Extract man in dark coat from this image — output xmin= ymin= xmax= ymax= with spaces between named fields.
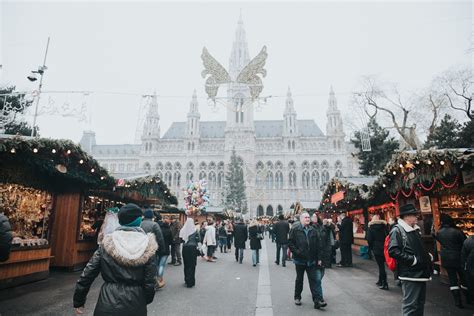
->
xmin=169 ymin=216 xmax=182 ymax=265
xmin=367 ymin=215 xmax=388 ymax=289
xmin=289 ymin=212 xmax=324 ymax=309
xmin=233 ymin=217 xmax=248 ymax=264
xmin=274 ymin=214 xmax=290 ymax=267
xmin=389 ymin=204 xmax=432 ymax=316
xmin=433 ymin=213 xmax=468 ymax=307
xmin=156 ymin=214 xmax=172 ymax=288
xmin=337 ymin=213 xmax=354 ymax=267
xmin=0 ymin=213 xmax=13 ymax=262
xmin=73 ymin=203 xmax=157 ymax=315
xmin=462 ymin=235 xmax=474 ymax=304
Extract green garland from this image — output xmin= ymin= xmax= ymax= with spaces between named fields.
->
xmin=0 ymin=136 xmax=114 ymax=191
xmin=115 ymin=174 xmax=178 ymax=206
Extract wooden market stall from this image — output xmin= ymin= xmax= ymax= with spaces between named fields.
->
xmin=369 ymin=149 xmax=474 ymax=277
xmin=0 ymin=136 xmax=113 ymax=288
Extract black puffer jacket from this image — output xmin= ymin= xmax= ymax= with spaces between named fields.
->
xmin=0 ymin=213 xmax=13 ymax=262
xmin=158 ymin=221 xmax=172 ymax=256
xmin=433 ymin=225 xmax=466 ymax=268
xmin=233 ymin=223 xmax=248 ymax=249
xmin=73 ymin=227 xmax=157 ymax=315
xmin=141 ymin=218 xmax=164 ymax=255
xmin=388 ymin=221 xmax=432 ymax=281
xmin=367 ymin=219 xmax=388 ymax=257
xmin=462 ymin=236 xmax=474 ymax=277
xmin=339 ymin=216 xmax=354 ymax=245
xmin=288 ymin=223 xmax=322 ymax=265
xmin=274 ymin=220 xmax=290 ymax=244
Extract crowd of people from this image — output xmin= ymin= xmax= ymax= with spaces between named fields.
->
xmin=0 ymin=200 xmax=468 ymax=315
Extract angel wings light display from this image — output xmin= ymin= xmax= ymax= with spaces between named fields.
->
xmin=201 ymin=46 xmax=268 ymax=110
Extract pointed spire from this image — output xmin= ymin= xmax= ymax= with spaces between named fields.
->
xmin=189 ymin=89 xmax=199 ymax=114
xmin=229 ymin=12 xmax=250 ymax=75
xmin=285 ymin=86 xmax=295 ymax=115
xmin=328 ymin=85 xmax=338 ymax=111
xmin=147 ymin=91 xmax=159 ymax=116
xmin=287 ymin=86 xmax=292 ymax=98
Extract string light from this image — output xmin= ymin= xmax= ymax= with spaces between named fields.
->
xmin=10 ymin=148 xmax=15 ymax=154
xmin=100 ymin=176 xmax=105 ymax=180
xmin=416 ymin=160 xmax=420 ymax=165
xmin=51 ymin=149 xmax=56 ymax=154
xmin=392 ymin=171 xmax=397 ymax=175
xmin=91 ymin=168 xmax=95 ymax=173
xmin=440 ymin=161 xmax=445 ymax=165
xmin=79 ymin=159 xmax=84 ymax=164
xmin=66 ymin=150 xmax=71 ymax=155
xmin=399 ymin=164 xmax=403 ymax=168
xmin=382 ymin=184 xmax=386 ymax=188
xmin=427 ymin=160 xmax=432 ymax=165
xmin=33 ymin=148 xmax=38 ymax=153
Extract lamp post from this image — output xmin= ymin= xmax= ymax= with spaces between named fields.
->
xmin=29 ymin=37 xmax=50 ymax=137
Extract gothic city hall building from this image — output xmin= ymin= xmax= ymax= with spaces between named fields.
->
xmin=79 ymin=16 xmax=359 ymax=217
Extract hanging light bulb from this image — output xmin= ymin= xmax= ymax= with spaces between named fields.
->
xmin=399 ymin=164 xmax=404 ymax=168
xmin=415 ymin=160 xmax=420 ymax=165
xmin=67 ymin=150 xmax=71 ymax=155
xmin=91 ymin=168 xmax=95 ymax=173
xmin=392 ymin=171 xmax=397 ymax=175
xmin=427 ymin=160 xmax=432 ymax=165
xmin=79 ymin=159 xmax=84 ymax=164
xmin=51 ymin=149 xmax=56 ymax=154
xmin=100 ymin=176 xmax=105 ymax=180
xmin=33 ymin=148 xmax=38 ymax=153
xmin=382 ymin=183 xmax=386 ymax=188
xmin=10 ymin=148 xmax=16 ymax=154
xmin=440 ymin=161 xmax=445 ymax=165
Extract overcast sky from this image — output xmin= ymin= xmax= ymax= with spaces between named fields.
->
xmin=1 ymin=1 xmax=471 ymax=144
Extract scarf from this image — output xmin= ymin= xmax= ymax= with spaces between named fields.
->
xmin=179 ymin=217 xmax=196 ymax=243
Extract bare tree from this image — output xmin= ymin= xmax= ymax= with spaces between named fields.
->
xmin=354 ymin=76 xmax=420 ymax=149
xmin=437 ymin=66 xmax=473 ymax=120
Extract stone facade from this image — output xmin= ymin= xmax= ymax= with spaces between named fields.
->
xmin=79 ymin=16 xmax=359 ymax=217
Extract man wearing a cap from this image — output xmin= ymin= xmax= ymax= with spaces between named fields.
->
xmin=389 ymin=203 xmax=432 ymax=316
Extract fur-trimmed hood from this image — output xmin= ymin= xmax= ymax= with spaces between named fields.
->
xmin=368 ymin=219 xmax=387 ymax=227
xmin=102 ymin=227 xmax=157 ymax=267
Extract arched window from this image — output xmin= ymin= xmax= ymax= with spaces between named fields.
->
xmin=186 ymin=171 xmax=193 ymax=182
xmin=266 ymin=205 xmax=274 ymax=216
xmin=302 ymin=161 xmax=309 ymax=170
xmin=257 ymin=205 xmax=264 ymax=217
xmin=289 ymin=171 xmax=297 ymax=187
xmin=199 ymin=162 xmax=207 ymax=170
xmin=199 ymin=171 xmax=207 ymax=180
xmin=302 ymin=170 xmax=310 ymax=189
xmin=275 ymin=171 xmax=283 ymax=189
xmin=156 ymin=162 xmax=163 ymax=170
xmin=208 ymin=171 xmax=217 ymax=189
xmin=288 ymin=141 xmax=291 ymax=150
xmin=321 ymin=160 xmax=329 ymax=169
xmin=266 ymin=171 xmax=274 ymax=189
xmin=165 ymin=162 xmax=172 ymax=170
xmin=173 ymin=171 xmax=181 ymax=187
xmin=292 ymin=140 xmax=295 ymax=150
xmin=322 ymin=170 xmax=330 ymax=185
xmin=311 ymin=160 xmax=319 ymax=170
xmin=186 ymin=162 xmax=194 ymax=170
xmin=275 ymin=161 xmax=283 ymax=169
xmin=218 ymin=161 xmax=224 ymax=170
xmin=335 ymin=170 xmax=343 ymax=178
xmin=311 ymin=170 xmax=320 ymax=189
xmin=157 ymin=171 xmax=163 ymax=180
xmin=277 ymin=205 xmax=283 ymax=214
xmin=143 ymin=162 xmax=151 ymax=173
xmin=209 ymin=161 xmax=216 ymax=170
xmin=266 ymin=161 xmax=274 ymax=170
xmin=174 ymin=162 xmax=182 ymax=170
xmin=288 ymin=161 xmax=296 ymax=170
xmin=165 ymin=171 xmax=172 ymax=186
xmin=218 ymin=171 xmax=224 ymax=188
xmin=335 ymin=160 xmax=343 ymax=169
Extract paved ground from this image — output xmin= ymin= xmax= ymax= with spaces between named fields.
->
xmin=1 ymin=237 xmax=473 ymax=316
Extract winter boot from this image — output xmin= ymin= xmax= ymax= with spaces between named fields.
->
xmin=461 ymin=287 xmax=472 ymax=305
xmin=452 ymin=289 xmax=464 ymax=308
xmin=158 ymin=277 xmax=165 ymax=288
xmin=379 ymin=281 xmax=389 ymax=290
xmin=376 ymin=278 xmax=382 ymax=286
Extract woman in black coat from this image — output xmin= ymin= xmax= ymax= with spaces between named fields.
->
xmin=248 ymin=220 xmax=262 ymax=266
xmin=73 ymin=204 xmax=157 ymax=315
xmin=233 ymin=220 xmax=248 ymax=263
xmin=434 ymin=214 xmax=467 ymax=307
xmin=367 ymin=215 xmax=389 ymax=290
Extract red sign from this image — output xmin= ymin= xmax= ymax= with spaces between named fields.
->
xmin=331 ymin=191 xmax=345 ymax=204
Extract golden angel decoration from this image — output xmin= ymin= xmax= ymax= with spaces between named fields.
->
xmin=201 ymin=45 xmax=268 ymax=105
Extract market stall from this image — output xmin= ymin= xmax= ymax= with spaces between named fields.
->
xmin=0 ymin=136 xmax=112 ymax=288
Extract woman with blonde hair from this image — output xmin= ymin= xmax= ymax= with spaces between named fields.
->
xmin=248 ymin=219 xmax=262 ymax=267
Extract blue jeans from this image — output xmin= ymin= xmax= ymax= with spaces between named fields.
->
xmin=252 ymin=249 xmax=260 ymax=265
xmin=157 ymin=255 xmax=168 ymax=278
xmin=315 ymin=268 xmax=325 ymax=301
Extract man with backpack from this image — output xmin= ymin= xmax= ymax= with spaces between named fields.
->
xmin=388 ymin=204 xmax=432 ymax=316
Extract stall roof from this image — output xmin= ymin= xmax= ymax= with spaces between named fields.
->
xmin=205 ymin=206 xmax=224 ymax=213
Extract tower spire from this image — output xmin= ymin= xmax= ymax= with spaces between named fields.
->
xmin=229 ymin=12 xmax=250 ymax=77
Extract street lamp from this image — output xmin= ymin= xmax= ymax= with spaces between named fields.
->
xmin=29 ymin=37 xmax=50 ymax=137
